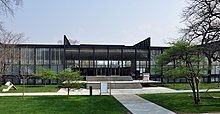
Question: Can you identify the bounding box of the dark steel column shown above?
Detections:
[63,45,66,69]
[49,48,51,69]
[78,46,81,71]
[134,48,137,80]
[107,47,109,76]
[93,47,96,76]
[121,48,123,76]
[148,47,151,76]
[34,47,36,74]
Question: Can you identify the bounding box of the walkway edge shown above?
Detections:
[113,94,176,114]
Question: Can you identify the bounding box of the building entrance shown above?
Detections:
[96,67,120,76]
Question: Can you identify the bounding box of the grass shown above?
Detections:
[0,85,60,93]
[139,92,220,113]
[157,83,220,90]
[0,95,129,114]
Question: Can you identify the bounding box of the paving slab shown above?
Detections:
[113,94,176,114]
[1,87,220,96]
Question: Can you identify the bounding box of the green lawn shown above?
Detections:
[0,96,129,114]
[139,92,220,113]
[0,85,60,93]
[158,83,220,90]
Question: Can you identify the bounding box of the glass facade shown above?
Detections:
[4,46,63,80]
[150,49,162,76]
[65,46,150,79]
[3,38,151,83]
[3,37,220,84]
[1,38,141,81]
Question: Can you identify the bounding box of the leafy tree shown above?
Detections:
[35,67,57,86]
[155,41,208,104]
[58,68,83,97]
[181,0,220,83]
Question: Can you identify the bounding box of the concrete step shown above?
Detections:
[86,76,133,81]
[86,76,142,89]
[87,82,142,89]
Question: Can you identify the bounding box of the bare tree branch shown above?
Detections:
[181,0,220,83]
[0,0,22,16]
[0,23,23,84]
[57,39,80,45]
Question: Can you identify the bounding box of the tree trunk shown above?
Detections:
[191,78,199,104]
[0,76,2,87]
[44,80,46,87]
[67,87,70,98]
[207,58,212,83]
[22,77,25,100]
[195,77,200,104]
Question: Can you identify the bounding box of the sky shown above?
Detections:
[2,0,187,46]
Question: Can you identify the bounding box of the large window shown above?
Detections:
[79,48,93,68]
[51,48,62,65]
[36,48,49,65]
[150,49,162,76]
[150,50,161,65]
[136,49,149,73]
[21,48,35,65]
[66,48,78,68]
[94,48,107,60]
[122,49,135,60]
[80,48,93,60]
[109,48,121,60]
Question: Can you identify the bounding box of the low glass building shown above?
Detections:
[3,36,151,84]
[2,35,220,84]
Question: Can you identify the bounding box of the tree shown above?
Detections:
[0,0,23,85]
[57,39,80,45]
[155,41,208,104]
[0,0,22,16]
[58,68,83,97]
[35,67,57,86]
[19,65,30,99]
[181,0,220,83]
[0,23,23,85]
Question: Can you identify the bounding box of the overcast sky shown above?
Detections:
[2,0,187,46]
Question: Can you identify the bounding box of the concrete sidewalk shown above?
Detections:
[114,94,176,114]
[0,87,220,96]
[0,92,58,96]
[56,87,177,95]
[56,87,220,95]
